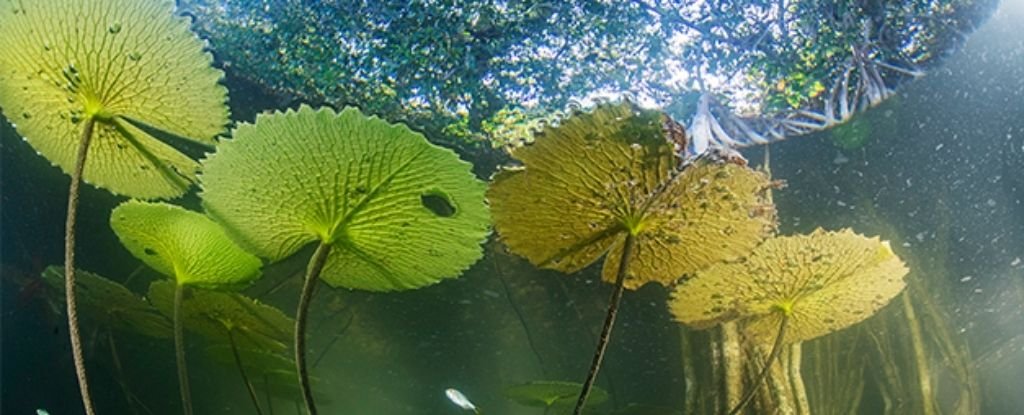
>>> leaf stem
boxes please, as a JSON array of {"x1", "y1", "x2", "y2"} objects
[
  {"x1": 66, "y1": 117, "x2": 97, "y2": 415},
  {"x1": 228, "y1": 328, "x2": 265, "y2": 415},
  {"x1": 296, "y1": 241, "x2": 332, "y2": 415},
  {"x1": 175, "y1": 283, "x2": 194, "y2": 415},
  {"x1": 572, "y1": 233, "x2": 635, "y2": 415},
  {"x1": 727, "y1": 313, "x2": 790, "y2": 415}
]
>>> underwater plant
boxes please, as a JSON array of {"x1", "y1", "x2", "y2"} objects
[
  {"x1": 41, "y1": 266, "x2": 172, "y2": 339},
  {"x1": 0, "y1": 1, "x2": 228, "y2": 411},
  {"x1": 199, "y1": 105, "x2": 491, "y2": 414},
  {"x1": 149, "y1": 280, "x2": 294, "y2": 415},
  {"x1": 487, "y1": 102, "x2": 776, "y2": 414},
  {"x1": 504, "y1": 381, "x2": 609, "y2": 415},
  {"x1": 111, "y1": 201, "x2": 261, "y2": 415},
  {"x1": 670, "y1": 228, "x2": 909, "y2": 414}
]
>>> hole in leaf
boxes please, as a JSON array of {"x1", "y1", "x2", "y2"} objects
[{"x1": 421, "y1": 191, "x2": 455, "y2": 217}]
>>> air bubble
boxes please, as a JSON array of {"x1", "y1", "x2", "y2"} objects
[{"x1": 108, "y1": 23, "x2": 122, "y2": 34}]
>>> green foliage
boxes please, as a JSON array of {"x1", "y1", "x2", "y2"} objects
[
  {"x1": 179, "y1": 0, "x2": 994, "y2": 153},
  {"x1": 110, "y1": 200, "x2": 262, "y2": 289},
  {"x1": 200, "y1": 105, "x2": 490, "y2": 292},
  {"x1": 41, "y1": 266, "x2": 172, "y2": 338},
  {"x1": 0, "y1": 0, "x2": 229, "y2": 198},
  {"x1": 148, "y1": 280, "x2": 293, "y2": 351},
  {"x1": 504, "y1": 381, "x2": 608, "y2": 412}
]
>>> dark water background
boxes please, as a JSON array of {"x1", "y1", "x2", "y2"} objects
[{"x1": 2, "y1": 1, "x2": 1022, "y2": 414}]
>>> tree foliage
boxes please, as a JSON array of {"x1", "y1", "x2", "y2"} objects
[{"x1": 179, "y1": 0, "x2": 995, "y2": 155}]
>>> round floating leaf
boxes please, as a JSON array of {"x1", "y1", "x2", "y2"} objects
[
  {"x1": 200, "y1": 105, "x2": 490, "y2": 291},
  {"x1": 111, "y1": 200, "x2": 262, "y2": 289},
  {"x1": 670, "y1": 228, "x2": 909, "y2": 344},
  {"x1": 504, "y1": 381, "x2": 608, "y2": 410},
  {"x1": 0, "y1": 0, "x2": 229, "y2": 198},
  {"x1": 488, "y1": 102, "x2": 776, "y2": 289},
  {"x1": 148, "y1": 280, "x2": 293, "y2": 351},
  {"x1": 41, "y1": 266, "x2": 172, "y2": 338}
]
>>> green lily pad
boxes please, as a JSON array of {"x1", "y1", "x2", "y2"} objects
[
  {"x1": 488, "y1": 102, "x2": 776, "y2": 289},
  {"x1": 0, "y1": 0, "x2": 228, "y2": 198},
  {"x1": 41, "y1": 266, "x2": 171, "y2": 338},
  {"x1": 111, "y1": 200, "x2": 262, "y2": 289},
  {"x1": 200, "y1": 105, "x2": 490, "y2": 291},
  {"x1": 671, "y1": 228, "x2": 909, "y2": 344},
  {"x1": 505, "y1": 380, "x2": 608, "y2": 410},
  {"x1": 148, "y1": 280, "x2": 293, "y2": 351}
]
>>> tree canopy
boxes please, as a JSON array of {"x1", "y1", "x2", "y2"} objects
[{"x1": 179, "y1": 0, "x2": 996, "y2": 156}]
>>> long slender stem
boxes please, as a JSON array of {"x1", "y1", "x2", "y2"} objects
[
  {"x1": 175, "y1": 283, "x2": 194, "y2": 415},
  {"x1": 902, "y1": 293, "x2": 937, "y2": 415},
  {"x1": 228, "y1": 329, "x2": 265, "y2": 415},
  {"x1": 264, "y1": 374, "x2": 275, "y2": 415},
  {"x1": 66, "y1": 117, "x2": 97, "y2": 415},
  {"x1": 728, "y1": 313, "x2": 790, "y2": 415},
  {"x1": 108, "y1": 331, "x2": 141, "y2": 415},
  {"x1": 296, "y1": 242, "x2": 332, "y2": 415},
  {"x1": 572, "y1": 233, "x2": 635, "y2": 415}
]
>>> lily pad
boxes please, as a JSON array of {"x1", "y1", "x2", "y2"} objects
[
  {"x1": 199, "y1": 105, "x2": 490, "y2": 291},
  {"x1": 0, "y1": 0, "x2": 229, "y2": 198},
  {"x1": 488, "y1": 102, "x2": 776, "y2": 289},
  {"x1": 111, "y1": 200, "x2": 262, "y2": 289},
  {"x1": 148, "y1": 280, "x2": 293, "y2": 351},
  {"x1": 505, "y1": 381, "x2": 608, "y2": 411},
  {"x1": 41, "y1": 266, "x2": 171, "y2": 338},
  {"x1": 670, "y1": 228, "x2": 909, "y2": 344}
]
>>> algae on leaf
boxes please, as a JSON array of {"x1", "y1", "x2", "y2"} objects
[
  {"x1": 671, "y1": 228, "x2": 909, "y2": 345},
  {"x1": 0, "y1": 0, "x2": 229, "y2": 198},
  {"x1": 488, "y1": 102, "x2": 776, "y2": 289},
  {"x1": 488, "y1": 102, "x2": 777, "y2": 414}
]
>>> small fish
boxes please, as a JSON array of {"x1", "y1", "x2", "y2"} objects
[
  {"x1": 445, "y1": 388, "x2": 480, "y2": 414},
  {"x1": 37, "y1": 409, "x2": 50, "y2": 415}
]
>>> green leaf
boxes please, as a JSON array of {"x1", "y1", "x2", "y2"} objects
[
  {"x1": 488, "y1": 103, "x2": 776, "y2": 289},
  {"x1": 148, "y1": 280, "x2": 293, "y2": 351},
  {"x1": 200, "y1": 105, "x2": 490, "y2": 292},
  {"x1": 41, "y1": 266, "x2": 171, "y2": 338},
  {"x1": 111, "y1": 200, "x2": 262, "y2": 289},
  {"x1": 504, "y1": 381, "x2": 608, "y2": 410},
  {"x1": 0, "y1": 0, "x2": 229, "y2": 198}
]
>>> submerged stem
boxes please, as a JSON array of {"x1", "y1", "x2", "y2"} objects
[
  {"x1": 66, "y1": 117, "x2": 97, "y2": 415},
  {"x1": 229, "y1": 328, "x2": 265, "y2": 415},
  {"x1": 727, "y1": 313, "x2": 790, "y2": 415},
  {"x1": 296, "y1": 242, "x2": 332, "y2": 415},
  {"x1": 572, "y1": 233, "x2": 636, "y2": 415},
  {"x1": 175, "y1": 283, "x2": 194, "y2": 415}
]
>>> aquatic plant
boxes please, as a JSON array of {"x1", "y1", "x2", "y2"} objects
[
  {"x1": 504, "y1": 381, "x2": 608, "y2": 414},
  {"x1": 487, "y1": 102, "x2": 776, "y2": 414},
  {"x1": 0, "y1": 1, "x2": 228, "y2": 411},
  {"x1": 670, "y1": 228, "x2": 909, "y2": 414},
  {"x1": 199, "y1": 105, "x2": 491, "y2": 414},
  {"x1": 40, "y1": 266, "x2": 172, "y2": 339},
  {"x1": 111, "y1": 200, "x2": 261, "y2": 415},
  {"x1": 149, "y1": 280, "x2": 294, "y2": 415}
]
